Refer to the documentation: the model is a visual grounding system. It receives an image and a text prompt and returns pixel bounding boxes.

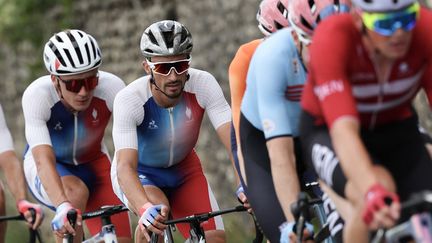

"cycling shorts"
[111,150,224,238]
[24,154,131,237]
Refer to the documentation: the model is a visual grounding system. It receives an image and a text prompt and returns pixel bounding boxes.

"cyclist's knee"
[61,175,89,210]
[203,229,225,243]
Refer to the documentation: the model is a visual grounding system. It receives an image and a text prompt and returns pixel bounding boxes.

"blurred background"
[0,0,431,242]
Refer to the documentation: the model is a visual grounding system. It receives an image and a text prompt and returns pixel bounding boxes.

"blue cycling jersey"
[241,28,307,139]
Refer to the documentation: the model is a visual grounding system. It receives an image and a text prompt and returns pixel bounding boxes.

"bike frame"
[63,205,129,243]
[150,205,248,243]
[371,190,432,243]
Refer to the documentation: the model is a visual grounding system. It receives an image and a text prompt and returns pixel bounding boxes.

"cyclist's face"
[52,69,98,112]
[144,54,189,99]
[366,27,413,59]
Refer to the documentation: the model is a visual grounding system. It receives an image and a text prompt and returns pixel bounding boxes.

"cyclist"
[0,104,43,242]
[111,20,233,243]
[239,0,350,242]
[22,29,132,243]
[228,0,290,208]
[300,0,432,242]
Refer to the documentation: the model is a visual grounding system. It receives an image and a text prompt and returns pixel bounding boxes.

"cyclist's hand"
[138,202,169,241]
[362,183,400,229]
[236,185,252,212]
[280,221,314,243]
[17,199,44,230]
[51,202,82,238]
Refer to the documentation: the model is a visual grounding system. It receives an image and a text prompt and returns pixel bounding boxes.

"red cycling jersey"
[301,9,432,129]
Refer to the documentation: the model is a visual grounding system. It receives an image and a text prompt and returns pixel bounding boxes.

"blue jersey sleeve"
[253,29,307,139]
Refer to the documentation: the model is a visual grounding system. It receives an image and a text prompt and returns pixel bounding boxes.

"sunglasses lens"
[152,60,190,75]
[363,3,419,36]
[61,75,99,93]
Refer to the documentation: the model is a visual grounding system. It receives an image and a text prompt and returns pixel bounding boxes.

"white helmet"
[43,29,102,76]
[140,20,193,58]
[351,0,417,12]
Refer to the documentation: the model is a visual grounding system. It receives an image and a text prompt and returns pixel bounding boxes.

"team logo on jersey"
[91,108,100,126]
[92,108,98,120]
[185,107,193,121]
[54,122,63,131]
[148,120,158,129]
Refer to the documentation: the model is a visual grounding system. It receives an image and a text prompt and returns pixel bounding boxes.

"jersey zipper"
[167,107,175,167]
[72,112,79,165]
[370,59,392,130]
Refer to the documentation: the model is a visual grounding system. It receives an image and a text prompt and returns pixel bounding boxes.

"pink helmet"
[288,0,351,44]
[256,0,290,36]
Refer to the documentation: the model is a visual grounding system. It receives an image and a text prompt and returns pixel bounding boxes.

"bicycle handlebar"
[82,204,128,220]
[0,209,42,243]
[398,190,432,222]
[164,205,247,225]
[371,190,432,243]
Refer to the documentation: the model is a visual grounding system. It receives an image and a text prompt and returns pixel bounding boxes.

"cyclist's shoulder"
[114,76,150,106]
[24,75,52,94]
[234,39,262,60]
[252,28,296,63]
[414,8,432,46]
[98,71,125,87]
[23,75,57,105]
[229,39,261,69]
[187,68,218,86]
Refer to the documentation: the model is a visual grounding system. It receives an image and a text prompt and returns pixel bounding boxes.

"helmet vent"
[277,1,286,14]
[55,35,63,43]
[90,40,97,60]
[300,16,314,31]
[50,42,66,67]
[274,21,284,30]
[308,0,316,9]
[147,31,158,46]
[83,43,91,64]
[66,31,77,47]
[180,28,189,43]
[63,49,75,68]
[162,31,174,49]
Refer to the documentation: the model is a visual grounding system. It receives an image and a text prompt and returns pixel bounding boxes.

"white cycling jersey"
[22,71,125,165]
[0,104,14,154]
[112,68,231,168]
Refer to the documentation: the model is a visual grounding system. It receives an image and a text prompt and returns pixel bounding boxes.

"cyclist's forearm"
[216,122,240,186]
[32,145,68,206]
[0,150,27,202]
[330,118,378,196]
[267,137,300,222]
[117,157,149,214]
